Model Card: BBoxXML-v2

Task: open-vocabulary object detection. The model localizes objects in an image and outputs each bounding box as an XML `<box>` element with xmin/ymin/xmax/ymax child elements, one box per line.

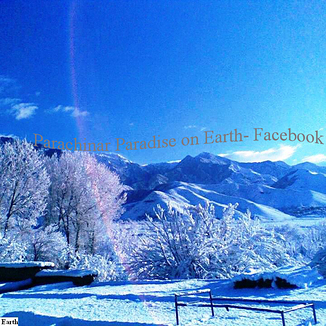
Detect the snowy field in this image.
<box><xmin>263</xmin><ymin>216</ymin><xmax>326</xmax><ymax>228</ymax></box>
<box><xmin>1</xmin><ymin>277</ymin><xmax>326</xmax><ymax>326</ymax></box>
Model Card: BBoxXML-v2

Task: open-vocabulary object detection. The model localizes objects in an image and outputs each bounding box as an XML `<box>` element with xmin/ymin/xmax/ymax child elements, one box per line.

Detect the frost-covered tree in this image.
<box><xmin>0</xmin><ymin>139</ymin><xmax>50</xmax><ymax>237</ymax></box>
<box><xmin>46</xmin><ymin>151</ymin><xmax>125</xmax><ymax>254</ymax></box>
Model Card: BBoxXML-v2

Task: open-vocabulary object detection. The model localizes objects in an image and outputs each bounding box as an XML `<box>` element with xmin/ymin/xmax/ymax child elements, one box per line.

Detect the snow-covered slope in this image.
<box><xmin>292</xmin><ymin>162</ymin><xmax>326</xmax><ymax>174</ymax></box>
<box><xmin>273</xmin><ymin>169</ymin><xmax>326</xmax><ymax>193</ymax></box>
<box><xmin>122</xmin><ymin>182</ymin><xmax>296</xmax><ymax>221</ymax></box>
<box><xmin>115</xmin><ymin>153</ymin><xmax>326</xmax><ymax>221</ymax></box>
<box><xmin>239</xmin><ymin>160</ymin><xmax>290</xmax><ymax>180</ymax></box>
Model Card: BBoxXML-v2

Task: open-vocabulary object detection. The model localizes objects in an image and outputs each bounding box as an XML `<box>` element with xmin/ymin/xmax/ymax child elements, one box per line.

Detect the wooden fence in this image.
<box><xmin>174</xmin><ymin>289</ymin><xmax>317</xmax><ymax>326</ymax></box>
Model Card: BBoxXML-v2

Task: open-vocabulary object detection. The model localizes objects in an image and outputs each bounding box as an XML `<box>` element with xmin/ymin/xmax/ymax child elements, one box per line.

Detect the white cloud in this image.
<box><xmin>11</xmin><ymin>103</ymin><xmax>38</xmax><ymax>120</ymax></box>
<box><xmin>302</xmin><ymin>154</ymin><xmax>326</xmax><ymax>164</ymax></box>
<box><xmin>129</xmin><ymin>122</ymin><xmax>134</xmax><ymax>126</ymax></box>
<box><xmin>53</xmin><ymin>105</ymin><xmax>89</xmax><ymax>117</ymax></box>
<box><xmin>184</xmin><ymin>125</ymin><xmax>207</xmax><ymax>131</ymax></box>
<box><xmin>184</xmin><ymin>125</ymin><xmax>197</xmax><ymax>130</ymax></box>
<box><xmin>0</xmin><ymin>76</ymin><xmax>40</xmax><ymax>120</ymax></box>
<box><xmin>219</xmin><ymin>145</ymin><xmax>299</xmax><ymax>163</ymax></box>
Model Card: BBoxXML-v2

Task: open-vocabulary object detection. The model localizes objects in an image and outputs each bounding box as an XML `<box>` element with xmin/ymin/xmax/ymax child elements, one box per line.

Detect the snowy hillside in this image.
<box><xmin>106</xmin><ymin>152</ymin><xmax>326</xmax><ymax>221</ymax></box>
<box><xmin>122</xmin><ymin>182</ymin><xmax>296</xmax><ymax>221</ymax></box>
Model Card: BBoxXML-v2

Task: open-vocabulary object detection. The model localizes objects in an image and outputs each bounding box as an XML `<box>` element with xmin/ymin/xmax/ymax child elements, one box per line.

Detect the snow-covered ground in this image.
<box><xmin>264</xmin><ymin>215</ymin><xmax>326</xmax><ymax>228</ymax></box>
<box><xmin>1</xmin><ymin>276</ymin><xmax>326</xmax><ymax>326</ymax></box>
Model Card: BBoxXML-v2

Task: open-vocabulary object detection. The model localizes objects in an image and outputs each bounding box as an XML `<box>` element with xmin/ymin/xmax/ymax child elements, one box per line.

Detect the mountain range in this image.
<box><xmin>1</xmin><ymin>136</ymin><xmax>326</xmax><ymax>222</ymax></box>
<box><xmin>96</xmin><ymin>151</ymin><xmax>326</xmax><ymax>221</ymax></box>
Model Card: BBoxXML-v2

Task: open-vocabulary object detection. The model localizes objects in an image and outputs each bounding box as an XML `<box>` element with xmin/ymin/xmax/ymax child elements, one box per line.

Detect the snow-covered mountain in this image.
<box><xmin>96</xmin><ymin>151</ymin><xmax>326</xmax><ymax>221</ymax></box>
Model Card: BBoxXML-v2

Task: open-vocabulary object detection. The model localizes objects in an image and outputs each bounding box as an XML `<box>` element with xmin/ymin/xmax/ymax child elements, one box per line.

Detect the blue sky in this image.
<box><xmin>0</xmin><ymin>0</ymin><xmax>325</xmax><ymax>164</ymax></box>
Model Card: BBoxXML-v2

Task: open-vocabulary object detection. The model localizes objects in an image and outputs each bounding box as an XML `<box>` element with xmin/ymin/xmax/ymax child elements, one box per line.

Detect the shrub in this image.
<box><xmin>128</xmin><ymin>203</ymin><xmax>294</xmax><ymax>280</ymax></box>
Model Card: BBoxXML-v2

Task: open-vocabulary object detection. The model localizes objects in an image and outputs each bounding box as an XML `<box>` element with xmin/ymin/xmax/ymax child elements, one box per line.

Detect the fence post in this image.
<box><xmin>312</xmin><ymin>304</ymin><xmax>317</xmax><ymax>324</ymax></box>
<box><xmin>281</xmin><ymin>312</ymin><xmax>286</xmax><ymax>326</ymax></box>
<box><xmin>209</xmin><ymin>290</ymin><xmax>214</xmax><ymax>317</ymax></box>
<box><xmin>175</xmin><ymin>294</ymin><xmax>179</xmax><ymax>325</ymax></box>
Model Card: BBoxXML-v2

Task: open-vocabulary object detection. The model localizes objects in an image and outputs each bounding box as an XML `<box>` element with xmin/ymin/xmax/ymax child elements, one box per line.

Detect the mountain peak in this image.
<box><xmin>195</xmin><ymin>152</ymin><xmax>231</xmax><ymax>164</ymax></box>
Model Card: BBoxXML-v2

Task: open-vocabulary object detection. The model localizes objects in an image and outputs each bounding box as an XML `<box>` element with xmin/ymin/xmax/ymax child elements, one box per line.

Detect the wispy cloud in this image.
<box><xmin>0</xmin><ymin>76</ymin><xmax>15</xmax><ymax>94</ymax></box>
<box><xmin>129</xmin><ymin>122</ymin><xmax>134</xmax><ymax>126</ymax></box>
<box><xmin>184</xmin><ymin>125</ymin><xmax>197</xmax><ymax>130</ymax></box>
<box><xmin>219</xmin><ymin>145</ymin><xmax>299</xmax><ymax>163</ymax></box>
<box><xmin>52</xmin><ymin>105</ymin><xmax>89</xmax><ymax>117</ymax></box>
<box><xmin>11</xmin><ymin>103</ymin><xmax>38</xmax><ymax>120</ymax></box>
<box><xmin>0</xmin><ymin>76</ymin><xmax>20</xmax><ymax>95</ymax></box>
<box><xmin>184</xmin><ymin>125</ymin><xmax>207</xmax><ymax>131</ymax></box>
<box><xmin>0</xmin><ymin>76</ymin><xmax>38</xmax><ymax>120</ymax></box>
<box><xmin>0</xmin><ymin>98</ymin><xmax>21</xmax><ymax>106</ymax></box>
<box><xmin>302</xmin><ymin>154</ymin><xmax>326</xmax><ymax>164</ymax></box>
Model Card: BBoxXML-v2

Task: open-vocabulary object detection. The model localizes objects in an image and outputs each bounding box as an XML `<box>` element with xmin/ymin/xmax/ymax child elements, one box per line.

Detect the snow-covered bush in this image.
<box><xmin>69</xmin><ymin>251</ymin><xmax>127</xmax><ymax>281</ymax></box>
<box><xmin>272</xmin><ymin>222</ymin><xmax>326</xmax><ymax>269</ymax></box>
<box><xmin>303</xmin><ymin>222</ymin><xmax>326</xmax><ymax>259</ymax></box>
<box><xmin>0</xmin><ymin>225</ymin><xmax>69</xmax><ymax>267</ymax></box>
<box><xmin>110</xmin><ymin>221</ymin><xmax>141</xmax><ymax>263</ymax></box>
<box><xmin>128</xmin><ymin>204</ymin><xmax>213</xmax><ymax>279</ymax></box>
<box><xmin>274</xmin><ymin>224</ymin><xmax>306</xmax><ymax>262</ymax></box>
<box><xmin>210</xmin><ymin>207</ymin><xmax>295</xmax><ymax>278</ymax></box>
<box><xmin>272</xmin><ymin>222</ymin><xmax>326</xmax><ymax>279</ymax></box>
<box><xmin>129</xmin><ymin>203</ymin><xmax>293</xmax><ymax>280</ymax></box>
<box><xmin>274</xmin><ymin>221</ymin><xmax>326</xmax><ymax>272</ymax></box>
<box><xmin>305</xmin><ymin>222</ymin><xmax>326</xmax><ymax>278</ymax></box>
<box><xmin>311</xmin><ymin>247</ymin><xmax>326</xmax><ymax>278</ymax></box>
<box><xmin>0</xmin><ymin>233</ymin><xmax>29</xmax><ymax>262</ymax></box>
<box><xmin>28</xmin><ymin>225</ymin><xmax>68</xmax><ymax>267</ymax></box>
